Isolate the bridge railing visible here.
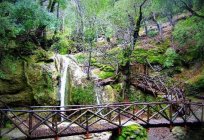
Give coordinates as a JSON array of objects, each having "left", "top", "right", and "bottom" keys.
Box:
[{"left": 0, "top": 101, "right": 204, "bottom": 139}]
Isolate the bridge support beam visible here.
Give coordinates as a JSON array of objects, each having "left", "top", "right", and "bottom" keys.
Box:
[
  {"left": 55, "top": 136, "right": 59, "bottom": 140},
  {"left": 0, "top": 112, "right": 2, "bottom": 138},
  {"left": 109, "top": 128, "right": 122, "bottom": 140},
  {"left": 85, "top": 132, "right": 90, "bottom": 139}
]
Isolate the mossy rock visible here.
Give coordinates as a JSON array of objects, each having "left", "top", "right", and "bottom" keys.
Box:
[
  {"left": 0, "top": 53, "right": 58, "bottom": 106},
  {"left": 0, "top": 56, "right": 26, "bottom": 95},
  {"left": 33, "top": 49, "right": 55, "bottom": 63},
  {"left": 104, "top": 85, "right": 116, "bottom": 103},
  {"left": 26, "top": 62, "right": 58, "bottom": 105},
  {"left": 0, "top": 90, "right": 32, "bottom": 106}
]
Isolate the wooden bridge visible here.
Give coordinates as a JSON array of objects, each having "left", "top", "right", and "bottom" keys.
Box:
[
  {"left": 131, "top": 74, "right": 185, "bottom": 101},
  {"left": 0, "top": 101, "right": 204, "bottom": 139}
]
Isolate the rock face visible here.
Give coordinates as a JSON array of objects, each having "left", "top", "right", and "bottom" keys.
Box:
[
  {"left": 0, "top": 52, "right": 59, "bottom": 106},
  {"left": 95, "top": 85, "right": 117, "bottom": 104},
  {"left": 0, "top": 52, "right": 86, "bottom": 106}
]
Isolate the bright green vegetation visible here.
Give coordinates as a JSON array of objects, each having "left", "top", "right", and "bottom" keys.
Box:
[
  {"left": 71, "top": 83, "right": 96, "bottom": 105},
  {"left": 112, "top": 124, "right": 147, "bottom": 140},
  {"left": 173, "top": 16, "right": 204, "bottom": 63}
]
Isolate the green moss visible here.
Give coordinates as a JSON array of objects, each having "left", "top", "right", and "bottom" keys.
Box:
[
  {"left": 131, "top": 39, "right": 180, "bottom": 68},
  {"left": 104, "top": 85, "right": 116, "bottom": 102},
  {"left": 27, "top": 64, "right": 57, "bottom": 105},
  {"left": 91, "top": 58, "right": 97, "bottom": 63},
  {"left": 34, "top": 49, "right": 54, "bottom": 63},
  {"left": 112, "top": 83, "right": 123, "bottom": 93},
  {"left": 132, "top": 48, "right": 165, "bottom": 65},
  {"left": 0, "top": 55, "right": 26, "bottom": 95},
  {"left": 98, "top": 71, "right": 114, "bottom": 79},
  {"left": 92, "top": 61, "right": 115, "bottom": 72},
  {"left": 0, "top": 90, "right": 32, "bottom": 105}
]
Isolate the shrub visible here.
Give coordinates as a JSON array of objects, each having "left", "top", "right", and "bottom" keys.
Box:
[
  {"left": 112, "top": 124, "right": 147, "bottom": 140},
  {"left": 75, "top": 53, "right": 87, "bottom": 63},
  {"left": 0, "top": 0, "right": 57, "bottom": 54},
  {"left": 51, "top": 35, "right": 74, "bottom": 54},
  {"left": 163, "top": 48, "right": 179, "bottom": 68},
  {"left": 147, "top": 30, "right": 158, "bottom": 37},
  {"left": 71, "top": 84, "right": 96, "bottom": 105},
  {"left": 173, "top": 16, "right": 204, "bottom": 62}
]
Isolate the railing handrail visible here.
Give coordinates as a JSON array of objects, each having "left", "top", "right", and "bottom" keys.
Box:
[{"left": 0, "top": 101, "right": 203, "bottom": 111}]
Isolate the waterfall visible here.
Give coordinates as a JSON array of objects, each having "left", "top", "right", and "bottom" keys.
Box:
[
  {"left": 95, "top": 85, "right": 103, "bottom": 105},
  {"left": 59, "top": 55, "right": 69, "bottom": 111},
  {"left": 56, "top": 54, "right": 86, "bottom": 112}
]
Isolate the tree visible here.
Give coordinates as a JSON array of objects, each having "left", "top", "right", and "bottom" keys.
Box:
[
  {"left": 110, "top": 0, "right": 148, "bottom": 99},
  {"left": 174, "top": 0, "right": 204, "bottom": 18},
  {"left": 0, "top": 0, "right": 57, "bottom": 55}
]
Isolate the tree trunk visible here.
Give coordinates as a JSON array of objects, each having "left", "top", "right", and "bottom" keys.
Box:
[
  {"left": 50, "top": 0, "right": 57, "bottom": 13},
  {"left": 87, "top": 41, "right": 92, "bottom": 80},
  {"left": 152, "top": 12, "right": 163, "bottom": 40},
  {"left": 122, "top": 0, "right": 147, "bottom": 99},
  {"left": 144, "top": 19, "right": 148, "bottom": 36}
]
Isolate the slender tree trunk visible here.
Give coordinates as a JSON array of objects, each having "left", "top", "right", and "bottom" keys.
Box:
[
  {"left": 122, "top": 0, "right": 147, "bottom": 100},
  {"left": 50, "top": 0, "right": 57, "bottom": 13},
  {"left": 152, "top": 12, "right": 163, "bottom": 39},
  {"left": 87, "top": 41, "right": 92, "bottom": 80},
  {"left": 167, "top": 14, "right": 175, "bottom": 27},
  {"left": 144, "top": 19, "right": 148, "bottom": 36}
]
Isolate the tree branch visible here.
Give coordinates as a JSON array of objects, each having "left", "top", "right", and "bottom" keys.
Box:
[
  {"left": 180, "top": 0, "right": 204, "bottom": 19},
  {"left": 132, "top": 0, "right": 147, "bottom": 48}
]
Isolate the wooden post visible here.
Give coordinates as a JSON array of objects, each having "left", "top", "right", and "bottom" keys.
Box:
[
  {"left": 118, "top": 127, "right": 122, "bottom": 135},
  {"left": 29, "top": 109, "right": 33, "bottom": 136},
  {"left": 201, "top": 103, "right": 204, "bottom": 122},
  {"left": 85, "top": 111, "right": 90, "bottom": 139},
  {"left": 118, "top": 108, "right": 121, "bottom": 127},
  {"left": 55, "top": 136, "right": 59, "bottom": 140},
  {"left": 52, "top": 111, "right": 58, "bottom": 135},
  {"left": 146, "top": 128, "right": 149, "bottom": 134},
  {"left": 0, "top": 111, "right": 2, "bottom": 138},
  {"left": 133, "top": 105, "right": 136, "bottom": 121},
  {"left": 169, "top": 103, "right": 173, "bottom": 131},
  {"left": 147, "top": 104, "right": 150, "bottom": 124},
  {"left": 118, "top": 108, "right": 122, "bottom": 135},
  {"left": 108, "top": 108, "right": 111, "bottom": 120},
  {"left": 184, "top": 103, "right": 187, "bottom": 128}
]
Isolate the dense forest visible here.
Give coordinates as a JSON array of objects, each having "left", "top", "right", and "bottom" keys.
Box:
[{"left": 0, "top": 0, "right": 204, "bottom": 139}]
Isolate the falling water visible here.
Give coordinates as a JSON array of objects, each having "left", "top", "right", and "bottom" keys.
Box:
[
  {"left": 59, "top": 55, "right": 69, "bottom": 112},
  {"left": 95, "top": 85, "right": 103, "bottom": 105},
  {"left": 56, "top": 54, "right": 87, "bottom": 114}
]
